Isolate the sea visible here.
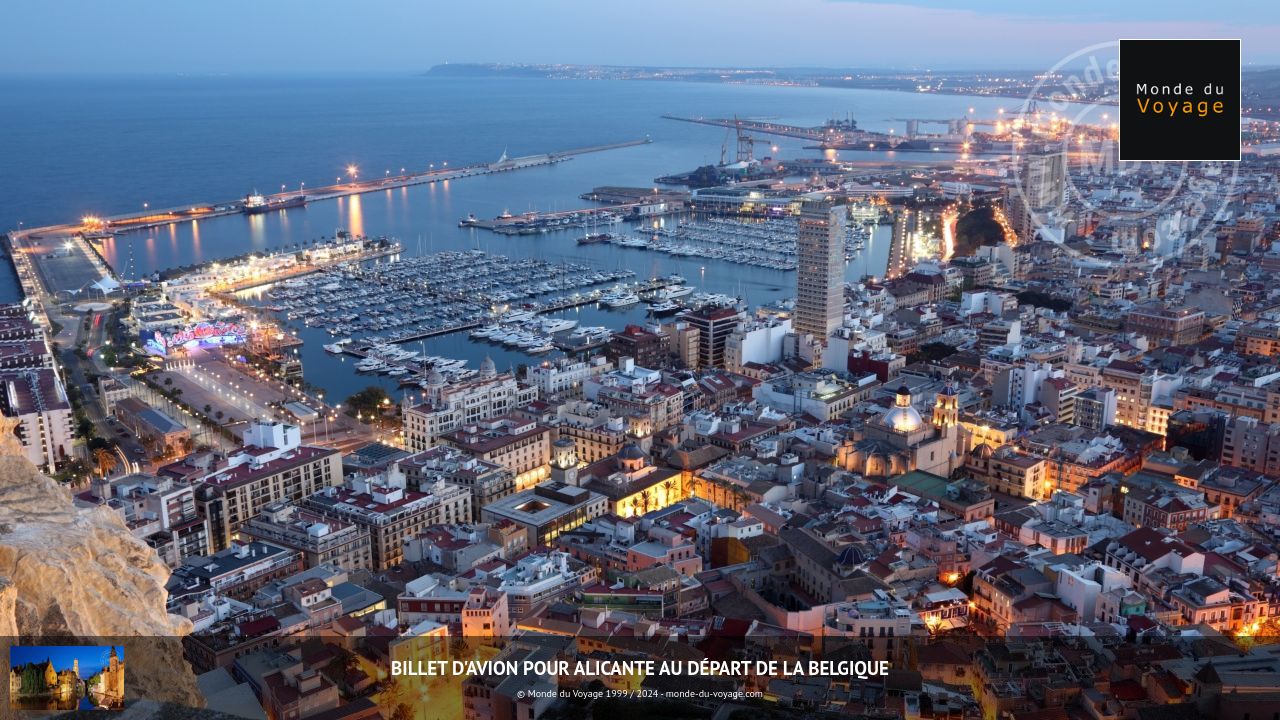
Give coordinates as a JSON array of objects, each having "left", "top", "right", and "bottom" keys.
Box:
[{"left": 0, "top": 74, "right": 1077, "bottom": 400}]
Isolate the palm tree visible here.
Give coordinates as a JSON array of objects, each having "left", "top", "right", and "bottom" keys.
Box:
[
  {"left": 93, "top": 447, "right": 118, "bottom": 478},
  {"left": 664, "top": 479, "right": 679, "bottom": 503}
]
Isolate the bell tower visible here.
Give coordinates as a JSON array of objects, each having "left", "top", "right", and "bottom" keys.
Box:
[
  {"left": 933, "top": 382, "right": 959, "bottom": 431},
  {"left": 550, "top": 437, "right": 579, "bottom": 486}
]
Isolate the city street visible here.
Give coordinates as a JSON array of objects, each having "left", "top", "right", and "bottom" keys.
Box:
[{"left": 156, "top": 350, "right": 376, "bottom": 452}]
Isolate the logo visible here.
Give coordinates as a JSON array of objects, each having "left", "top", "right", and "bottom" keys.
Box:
[
  {"left": 1011, "top": 41, "right": 1239, "bottom": 251},
  {"left": 1119, "top": 39, "right": 1241, "bottom": 161}
]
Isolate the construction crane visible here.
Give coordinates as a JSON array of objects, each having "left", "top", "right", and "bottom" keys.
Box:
[
  {"left": 718, "top": 117, "right": 755, "bottom": 166},
  {"left": 735, "top": 116, "right": 754, "bottom": 164}
]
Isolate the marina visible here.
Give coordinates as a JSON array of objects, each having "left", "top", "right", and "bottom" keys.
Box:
[
  {"left": 256, "top": 249, "right": 639, "bottom": 344},
  {"left": 459, "top": 202, "right": 681, "bottom": 235},
  {"left": 599, "top": 212, "right": 880, "bottom": 270},
  {"left": 249, "top": 248, "right": 703, "bottom": 368}
]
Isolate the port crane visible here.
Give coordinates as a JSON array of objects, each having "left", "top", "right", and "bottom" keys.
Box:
[{"left": 718, "top": 116, "right": 755, "bottom": 166}]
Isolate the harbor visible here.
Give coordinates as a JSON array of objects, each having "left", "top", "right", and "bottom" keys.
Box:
[
  {"left": 76, "top": 139, "right": 656, "bottom": 237},
  {"left": 595, "top": 211, "right": 882, "bottom": 270},
  {"left": 256, "top": 249, "right": 644, "bottom": 344},
  {"left": 6, "top": 137, "right": 655, "bottom": 304}
]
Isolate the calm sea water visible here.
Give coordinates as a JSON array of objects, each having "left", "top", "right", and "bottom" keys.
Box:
[{"left": 0, "top": 74, "right": 1070, "bottom": 399}]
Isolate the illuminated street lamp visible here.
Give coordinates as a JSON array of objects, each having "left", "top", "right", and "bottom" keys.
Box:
[{"left": 347, "top": 165, "right": 358, "bottom": 182}]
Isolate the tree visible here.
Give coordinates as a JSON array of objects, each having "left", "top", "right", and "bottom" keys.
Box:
[
  {"left": 203, "top": 404, "right": 213, "bottom": 415},
  {"left": 390, "top": 704, "right": 413, "bottom": 720},
  {"left": 215, "top": 410, "right": 224, "bottom": 421},
  {"left": 93, "top": 447, "right": 118, "bottom": 478},
  {"left": 163, "top": 377, "right": 173, "bottom": 387},
  {"left": 344, "top": 385, "right": 391, "bottom": 420},
  {"left": 907, "top": 342, "right": 957, "bottom": 365}
]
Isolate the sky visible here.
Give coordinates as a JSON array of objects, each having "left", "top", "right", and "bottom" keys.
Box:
[
  {"left": 10, "top": 646, "right": 122, "bottom": 678},
  {"left": 1, "top": 1, "right": 1277, "bottom": 74}
]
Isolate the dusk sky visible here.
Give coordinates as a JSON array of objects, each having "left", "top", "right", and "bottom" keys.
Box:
[
  {"left": 10, "top": 646, "right": 122, "bottom": 678},
  {"left": 3, "top": 0, "right": 1278, "bottom": 75}
]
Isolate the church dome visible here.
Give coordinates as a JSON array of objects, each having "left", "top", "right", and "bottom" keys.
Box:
[
  {"left": 480, "top": 355, "right": 497, "bottom": 378},
  {"left": 882, "top": 384, "right": 923, "bottom": 432},
  {"left": 619, "top": 443, "right": 647, "bottom": 460},
  {"left": 837, "top": 545, "right": 866, "bottom": 566},
  {"left": 881, "top": 404, "right": 924, "bottom": 432},
  {"left": 427, "top": 368, "right": 445, "bottom": 386}
]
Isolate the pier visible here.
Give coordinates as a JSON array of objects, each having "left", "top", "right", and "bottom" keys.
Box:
[
  {"left": 368, "top": 275, "right": 680, "bottom": 348},
  {"left": 464, "top": 200, "right": 683, "bottom": 235},
  {"left": 7, "top": 138, "right": 654, "bottom": 300},
  {"left": 208, "top": 242, "right": 403, "bottom": 294},
  {"left": 89, "top": 138, "right": 656, "bottom": 236},
  {"left": 661, "top": 114, "right": 903, "bottom": 150}
]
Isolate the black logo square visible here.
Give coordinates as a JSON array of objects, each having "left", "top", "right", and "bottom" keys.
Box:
[{"left": 1120, "top": 39, "right": 1240, "bottom": 161}]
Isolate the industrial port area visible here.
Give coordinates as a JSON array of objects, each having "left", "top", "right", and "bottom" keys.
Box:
[{"left": 8, "top": 11, "right": 1280, "bottom": 720}]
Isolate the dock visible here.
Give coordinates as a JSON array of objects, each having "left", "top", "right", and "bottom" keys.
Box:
[
  {"left": 91, "top": 138, "right": 656, "bottom": 236},
  {"left": 209, "top": 241, "right": 404, "bottom": 294},
  {"left": 8, "top": 138, "right": 656, "bottom": 301}
]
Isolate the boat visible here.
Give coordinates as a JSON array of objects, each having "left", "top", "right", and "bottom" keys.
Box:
[
  {"left": 602, "top": 292, "right": 640, "bottom": 308},
  {"left": 578, "top": 233, "right": 611, "bottom": 245},
  {"left": 651, "top": 285, "right": 694, "bottom": 301},
  {"left": 243, "top": 191, "right": 307, "bottom": 214},
  {"left": 458, "top": 213, "right": 481, "bottom": 227},
  {"left": 323, "top": 343, "right": 347, "bottom": 354},
  {"left": 539, "top": 317, "right": 578, "bottom": 333},
  {"left": 648, "top": 300, "right": 681, "bottom": 316}
]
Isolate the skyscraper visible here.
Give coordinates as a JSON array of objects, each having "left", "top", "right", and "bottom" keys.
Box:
[
  {"left": 795, "top": 200, "right": 845, "bottom": 341},
  {"left": 1020, "top": 150, "right": 1067, "bottom": 208},
  {"left": 1006, "top": 149, "right": 1066, "bottom": 243}
]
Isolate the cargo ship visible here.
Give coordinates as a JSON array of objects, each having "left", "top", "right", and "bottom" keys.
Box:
[{"left": 243, "top": 192, "right": 307, "bottom": 214}]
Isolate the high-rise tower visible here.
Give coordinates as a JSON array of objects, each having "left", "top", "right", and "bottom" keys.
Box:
[{"left": 795, "top": 200, "right": 845, "bottom": 341}]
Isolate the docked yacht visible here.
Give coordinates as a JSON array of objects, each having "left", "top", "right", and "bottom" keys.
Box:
[
  {"left": 539, "top": 317, "right": 578, "bottom": 333},
  {"left": 602, "top": 292, "right": 640, "bottom": 308},
  {"left": 648, "top": 300, "right": 681, "bottom": 316},
  {"left": 651, "top": 285, "right": 694, "bottom": 301}
]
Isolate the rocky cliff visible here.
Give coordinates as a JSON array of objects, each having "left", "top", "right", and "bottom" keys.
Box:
[{"left": 0, "top": 416, "right": 203, "bottom": 708}]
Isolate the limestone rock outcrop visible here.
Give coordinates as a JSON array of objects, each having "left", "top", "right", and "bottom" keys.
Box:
[{"left": 0, "top": 416, "right": 202, "bottom": 708}]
